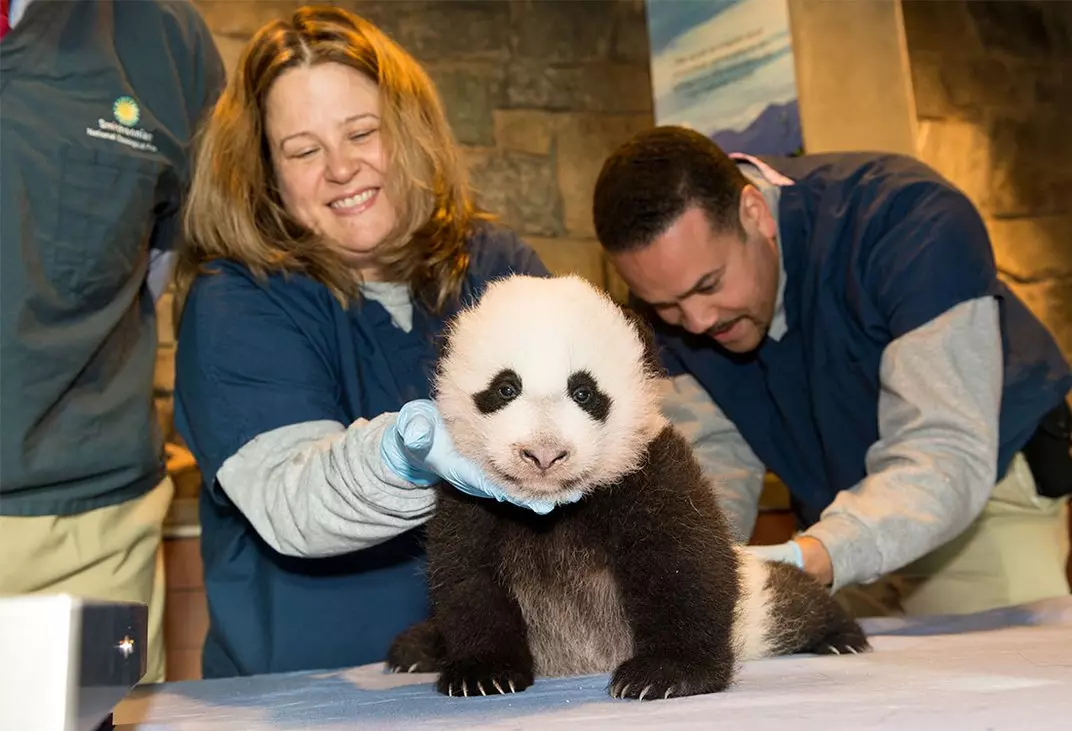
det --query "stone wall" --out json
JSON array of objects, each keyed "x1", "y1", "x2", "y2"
[
  {"x1": 902, "y1": 0, "x2": 1072, "y2": 372},
  {"x1": 157, "y1": 0, "x2": 1072, "y2": 457},
  {"x1": 154, "y1": 0, "x2": 655, "y2": 451}
]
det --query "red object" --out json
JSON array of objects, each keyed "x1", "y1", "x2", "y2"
[{"x1": 1, "y1": 0, "x2": 10, "y2": 41}]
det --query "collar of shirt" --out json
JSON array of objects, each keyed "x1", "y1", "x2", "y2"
[{"x1": 7, "y1": 0, "x2": 29, "y2": 27}]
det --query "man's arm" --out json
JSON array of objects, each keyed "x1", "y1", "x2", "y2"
[
  {"x1": 659, "y1": 373, "x2": 768, "y2": 543},
  {"x1": 802, "y1": 295, "x2": 1002, "y2": 591}
]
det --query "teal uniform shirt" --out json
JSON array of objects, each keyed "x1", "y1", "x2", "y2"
[{"x1": 0, "y1": 0, "x2": 225, "y2": 515}]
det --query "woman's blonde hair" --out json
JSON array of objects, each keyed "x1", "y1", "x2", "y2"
[{"x1": 174, "y1": 5, "x2": 488, "y2": 322}]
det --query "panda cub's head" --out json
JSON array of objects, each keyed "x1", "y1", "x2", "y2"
[{"x1": 434, "y1": 274, "x2": 669, "y2": 507}]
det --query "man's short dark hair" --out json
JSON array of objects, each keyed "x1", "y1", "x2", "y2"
[{"x1": 592, "y1": 125, "x2": 750, "y2": 254}]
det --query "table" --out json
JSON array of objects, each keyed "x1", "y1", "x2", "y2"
[{"x1": 116, "y1": 595, "x2": 1072, "y2": 730}]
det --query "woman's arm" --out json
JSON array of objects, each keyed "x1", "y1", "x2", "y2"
[
  {"x1": 216, "y1": 414, "x2": 435, "y2": 558},
  {"x1": 174, "y1": 265, "x2": 435, "y2": 558}
]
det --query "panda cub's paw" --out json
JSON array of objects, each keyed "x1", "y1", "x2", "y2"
[
  {"x1": 813, "y1": 626, "x2": 871, "y2": 657},
  {"x1": 386, "y1": 620, "x2": 442, "y2": 674},
  {"x1": 436, "y1": 660, "x2": 535, "y2": 698},
  {"x1": 609, "y1": 655, "x2": 733, "y2": 701}
]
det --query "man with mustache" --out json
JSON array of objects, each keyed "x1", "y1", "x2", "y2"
[{"x1": 593, "y1": 126, "x2": 1072, "y2": 617}]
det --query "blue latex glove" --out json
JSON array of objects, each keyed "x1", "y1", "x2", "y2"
[
  {"x1": 380, "y1": 399, "x2": 564, "y2": 515},
  {"x1": 744, "y1": 540, "x2": 804, "y2": 569}
]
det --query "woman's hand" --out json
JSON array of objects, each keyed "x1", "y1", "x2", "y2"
[{"x1": 380, "y1": 399, "x2": 576, "y2": 515}]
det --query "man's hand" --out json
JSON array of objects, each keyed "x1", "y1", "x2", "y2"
[
  {"x1": 744, "y1": 540, "x2": 803, "y2": 568},
  {"x1": 796, "y1": 536, "x2": 833, "y2": 587},
  {"x1": 745, "y1": 537, "x2": 834, "y2": 586}
]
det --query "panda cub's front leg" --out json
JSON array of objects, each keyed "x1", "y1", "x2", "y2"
[
  {"x1": 608, "y1": 551, "x2": 739, "y2": 699},
  {"x1": 604, "y1": 497, "x2": 741, "y2": 700},
  {"x1": 425, "y1": 496, "x2": 536, "y2": 697},
  {"x1": 433, "y1": 579, "x2": 535, "y2": 697}
]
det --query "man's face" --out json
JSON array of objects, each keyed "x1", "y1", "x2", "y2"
[{"x1": 609, "y1": 188, "x2": 781, "y2": 354}]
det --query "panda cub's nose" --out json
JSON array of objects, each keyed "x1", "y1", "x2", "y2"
[{"x1": 520, "y1": 445, "x2": 570, "y2": 471}]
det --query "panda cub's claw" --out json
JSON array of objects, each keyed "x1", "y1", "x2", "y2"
[
  {"x1": 436, "y1": 661, "x2": 534, "y2": 698},
  {"x1": 610, "y1": 655, "x2": 732, "y2": 701},
  {"x1": 814, "y1": 635, "x2": 871, "y2": 657},
  {"x1": 811, "y1": 624, "x2": 871, "y2": 657}
]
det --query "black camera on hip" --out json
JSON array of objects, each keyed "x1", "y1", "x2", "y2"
[{"x1": 1023, "y1": 397, "x2": 1072, "y2": 499}]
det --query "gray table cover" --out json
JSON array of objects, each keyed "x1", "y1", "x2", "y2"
[{"x1": 116, "y1": 595, "x2": 1072, "y2": 730}]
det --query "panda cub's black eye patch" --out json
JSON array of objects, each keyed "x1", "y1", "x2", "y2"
[
  {"x1": 567, "y1": 370, "x2": 610, "y2": 422},
  {"x1": 474, "y1": 369, "x2": 522, "y2": 414}
]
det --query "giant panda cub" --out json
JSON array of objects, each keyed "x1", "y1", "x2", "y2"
[{"x1": 387, "y1": 274, "x2": 869, "y2": 701}]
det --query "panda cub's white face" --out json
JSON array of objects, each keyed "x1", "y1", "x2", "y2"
[{"x1": 434, "y1": 274, "x2": 669, "y2": 506}]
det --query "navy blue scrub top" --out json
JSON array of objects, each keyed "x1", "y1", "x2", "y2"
[
  {"x1": 647, "y1": 152, "x2": 1072, "y2": 529},
  {"x1": 174, "y1": 223, "x2": 549, "y2": 678}
]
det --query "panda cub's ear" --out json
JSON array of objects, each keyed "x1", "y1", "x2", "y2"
[
  {"x1": 432, "y1": 318, "x2": 455, "y2": 363},
  {"x1": 430, "y1": 308, "x2": 466, "y2": 399},
  {"x1": 613, "y1": 302, "x2": 667, "y2": 379}
]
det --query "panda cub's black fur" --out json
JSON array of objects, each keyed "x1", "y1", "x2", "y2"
[{"x1": 387, "y1": 275, "x2": 869, "y2": 701}]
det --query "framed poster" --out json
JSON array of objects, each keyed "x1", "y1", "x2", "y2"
[{"x1": 646, "y1": 0, "x2": 803, "y2": 156}]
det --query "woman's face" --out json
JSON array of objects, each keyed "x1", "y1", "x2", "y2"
[{"x1": 265, "y1": 61, "x2": 396, "y2": 276}]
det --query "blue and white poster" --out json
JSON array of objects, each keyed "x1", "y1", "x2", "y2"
[{"x1": 646, "y1": 0, "x2": 803, "y2": 156}]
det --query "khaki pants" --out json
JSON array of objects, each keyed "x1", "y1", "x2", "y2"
[
  {"x1": 0, "y1": 476, "x2": 173, "y2": 684},
  {"x1": 836, "y1": 453, "x2": 1071, "y2": 618}
]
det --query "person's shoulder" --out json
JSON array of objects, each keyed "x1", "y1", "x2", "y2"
[
  {"x1": 186, "y1": 260, "x2": 331, "y2": 316},
  {"x1": 188, "y1": 258, "x2": 260, "y2": 292},
  {"x1": 121, "y1": 1, "x2": 225, "y2": 108},
  {"x1": 463, "y1": 219, "x2": 550, "y2": 279},
  {"x1": 180, "y1": 260, "x2": 342, "y2": 358},
  {"x1": 464, "y1": 219, "x2": 529, "y2": 260},
  {"x1": 765, "y1": 151, "x2": 955, "y2": 195},
  {"x1": 116, "y1": 0, "x2": 215, "y2": 50},
  {"x1": 183, "y1": 260, "x2": 264, "y2": 320},
  {"x1": 140, "y1": 0, "x2": 215, "y2": 40}
]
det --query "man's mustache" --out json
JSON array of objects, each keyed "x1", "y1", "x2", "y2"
[{"x1": 706, "y1": 316, "x2": 744, "y2": 337}]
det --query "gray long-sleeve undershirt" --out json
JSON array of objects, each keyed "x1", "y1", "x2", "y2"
[
  {"x1": 662, "y1": 295, "x2": 1003, "y2": 593},
  {"x1": 214, "y1": 283, "x2": 433, "y2": 559},
  {"x1": 215, "y1": 413, "x2": 437, "y2": 557}
]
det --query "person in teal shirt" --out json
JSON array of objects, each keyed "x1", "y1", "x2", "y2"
[{"x1": 0, "y1": 0, "x2": 225, "y2": 683}]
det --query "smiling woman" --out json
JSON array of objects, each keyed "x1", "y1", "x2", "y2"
[
  {"x1": 169, "y1": 5, "x2": 552, "y2": 680},
  {"x1": 175, "y1": 5, "x2": 480, "y2": 314}
]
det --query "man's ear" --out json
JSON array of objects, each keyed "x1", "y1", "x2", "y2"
[{"x1": 739, "y1": 185, "x2": 777, "y2": 240}]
